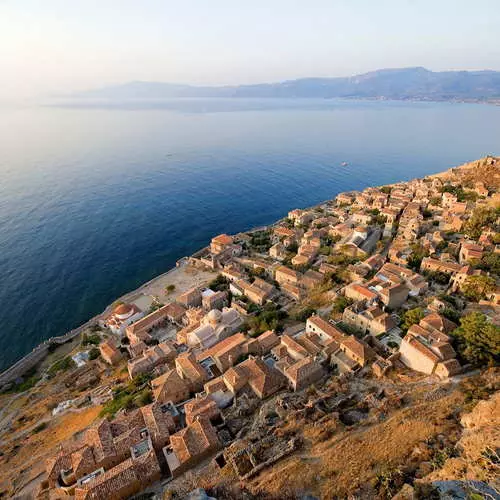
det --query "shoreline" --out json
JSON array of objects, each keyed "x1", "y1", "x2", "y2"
[
  {"x1": 0, "y1": 257, "x2": 195, "y2": 387},
  {"x1": 0, "y1": 154, "x2": 480, "y2": 386},
  {"x1": 0, "y1": 223, "x2": 273, "y2": 387}
]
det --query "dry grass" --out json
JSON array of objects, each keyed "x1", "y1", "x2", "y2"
[
  {"x1": 248, "y1": 389, "x2": 465, "y2": 499},
  {"x1": 0, "y1": 405, "x2": 101, "y2": 495}
]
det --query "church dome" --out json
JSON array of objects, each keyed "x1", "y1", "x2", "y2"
[
  {"x1": 207, "y1": 309, "x2": 222, "y2": 324},
  {"x1": 113, "y1": 303, "x2": 133, "y2": 318}
]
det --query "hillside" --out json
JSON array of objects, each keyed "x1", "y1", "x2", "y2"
[
  {"x1": 72, "y1": 67, "x2": 500, "y2": 102},
  {"x1": 1, "y1": 157, "x2": 498, "y2": 500}
]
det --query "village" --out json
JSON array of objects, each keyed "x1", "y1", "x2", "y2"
[{"x1": 1, "y1": 157, "x2": 499, "y2": 500}]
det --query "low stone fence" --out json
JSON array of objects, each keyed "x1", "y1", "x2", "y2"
[{"x1": 0, "y1": 311, "x2": 104, "y2": 389}]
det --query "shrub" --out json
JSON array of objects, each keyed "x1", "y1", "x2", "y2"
[
  {"x1": 478, "y1": 252, "x2": 500, "y2": 276},
  {"x1": 442, "y1": 307, "x2": 460, "y2": 324},
  {"x1": 248, "y1": 230, "x2": 272, "y2": 251},
  {"x1": 32, "y1": 422, "x2": 48, "y2": 434},
  {"x1": 464, "y1": 206, "x2": 499, "y2": 239},
  {"x1": 407, "y1": 243, "x2": 429, "y2": 271},
  {"x1": 246, "y1": 303, "x2": 287, "y2": 335},
  {"x1": 81, "y1": 332, "x2": 100, "y2": 346},
  {"x1": 47, "y1": 356, "x2": 75, "y2": 378},
  {"x1": 1, "y1": 371, "x2": 40, "y2": 394},
  {"x1": 208, "y1": 274, "x2": 230, "y2": 292},
  {"x1": 100, "y1": 374, "x2": 153, "y2": 417},
  {"x1": 88, "y1": 347, "x2": 100, "y2": 360},
  {"x1": 424, "y1": 270, "x2": 450, "y2": 285}
]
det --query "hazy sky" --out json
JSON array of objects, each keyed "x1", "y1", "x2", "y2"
[{"x1": 1, "y1": 0, "x2": 499, "y2": 101}]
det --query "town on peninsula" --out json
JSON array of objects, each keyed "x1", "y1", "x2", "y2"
[{"x1": 0, "y1": 157, "x2": 499, "y2": 500}]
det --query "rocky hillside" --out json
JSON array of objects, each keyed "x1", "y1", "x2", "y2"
[
  {"x1": 430, "y1": 156, "x2": 500, "y2": 191},
  {"x1": 166, "y1": 369, "x2": 499, "y2": 499}
]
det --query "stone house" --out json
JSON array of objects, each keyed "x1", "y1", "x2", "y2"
[
  {"x1": 399, "y1": 314, "x2": 460, "y2": 379},
  {"x1": 306, "y1": 315, "x2": 345, "y2": 343},
  {"x1": 459, "y1": 242, "x2": 484, "y2": 264},
  {"x1": 342, "y1": 302, "x2": 396, "y2": 336},
  {"x1": 177, "y1": 287, "x2": 202, "y2": 308},
  {"x1": 164, "y1": 416, "x2": 220, "y2": 478},
  {"x1": 151, "y1": 369, "x2": 191, "y2": 404},
  {"x1": 175, "y1": 352, "x2": 210, "y2": 392},
  {"x1": 275, "y1": 265, "x2": 301, "y2": 286},
  {"x1": 127, "y1": 341, "x2": 177, "y2": 379},
  {"x1": 99, "y1": 340, "x2": 122, "y2": 366},
  {"x1": 222, "y1": 356, "x2": 285, "y2": 399}
]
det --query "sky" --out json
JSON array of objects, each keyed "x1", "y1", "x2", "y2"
[{"x1": 1, "y1": 0, "x2": 499, "y2": 101}]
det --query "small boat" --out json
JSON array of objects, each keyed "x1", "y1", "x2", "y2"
[{"x1": 341, "y1": 161, "x2": 349, "y2": 167}]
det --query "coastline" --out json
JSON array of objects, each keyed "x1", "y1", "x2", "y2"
[
  {"x1": 0, "y1": 224, "x2": 272, "y2": 387},
  {"x1": 0, "y1": 256, "x2": 197, "y2": 386},
  {"x1": 0, "y1": 154, "x2": 487, "y2": 386}
]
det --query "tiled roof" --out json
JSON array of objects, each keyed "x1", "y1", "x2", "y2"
[
  {"x1": 256, "y1": 330, "x2": 280, "y2": 351},
  {"x1": 404, "y1": 334, "x2": 440, "y2": 363},
  {"x1": 197, "y1": 333, "x2": 247, "y2": 361},
  {"x1": 307, "y1": 316, "x2": 345, "y2": 341},
  {"x1": 212, "y1": 234, "x2": 233, "y2": 245},
  {"x1": 152, "y1": 369, "x2": 189, "y2": 402},
  {"x1": 184, "y1": 395, "x2": 219, "y2": 425},
  {"x1": 341, "y1": 336, "x2": 375, "y2": 363},
  {"x1": 175, "y1": 352, "x2": 209, "y2": 383},
  {"x1": 169, "y1": 416, "x2": 219, "y2": 465},
  {"x1": 348, "y1": 284, "x2": 378, "y2": 300},
  {"x1": 276, "y1": 266, "x2": 299, "y2": 278},
  {"x1": 420, "y1": 313, "x2": 457, "y2": 334}
]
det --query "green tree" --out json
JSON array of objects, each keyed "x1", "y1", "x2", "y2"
[
  {"x1": 461, "y1": 275, "x2": 495, "y2": 302},
  {"x1": 293, "y1": 307, "x2": 316, "y2": 322},
  {"x1": 371, "y1": 214, "x2": 387, "y2": 226},
  {"x1": 81, "y1": 332, "x2": 100, "y2": 346},
  {"x1": 478, "y1": 252, "x2": 500, "y2": 276},
  {"x1": 47, "y1": 356, "x2": 75, "y2": 378},
  {"x1": 408, "y1": 243, "x2": 429, "y2": 271},
  {"x1": 401, "y1": 307, "x2": 424, "y2": 332},
  {"x1": 464, "y1": 207, "x2": 499, "y2": 239},
  {"x1": 452, "y1": 312, "x2": 500, "y2": 365},
  {"x1": 332, "y1": 296, "x2": 353, "y2": 314},
  {"x1": 424, "y1": 270, "x2": 450, "y2": 285}
]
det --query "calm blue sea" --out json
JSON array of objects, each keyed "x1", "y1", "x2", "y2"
[{"x1": 0, "y1": 98, "x2": 499, "y2": 371}]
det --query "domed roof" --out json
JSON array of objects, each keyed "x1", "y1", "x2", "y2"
[
  {"x1": 113, "y1": 303, "x2": 133, "y2": 316},
  {"x1": 207, "y1": 309, "x2": 222, "y2": 323}
]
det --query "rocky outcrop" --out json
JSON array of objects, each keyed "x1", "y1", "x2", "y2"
[{"x1": 422, "y1": 392, "x2": 500, "y2": 491}]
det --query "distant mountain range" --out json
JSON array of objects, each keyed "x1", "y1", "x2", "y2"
[{"x1": 73, "y1": 67, "x2": 500, "y2": 102}]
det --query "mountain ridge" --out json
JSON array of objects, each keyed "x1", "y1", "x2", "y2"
[{"x1": 72, "y1": 67, "x2": 500, "y2": 102}]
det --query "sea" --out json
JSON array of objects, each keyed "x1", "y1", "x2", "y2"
[{"x1": 1, "y1": 98, "x2": 499, "y2": 372}]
